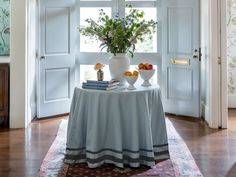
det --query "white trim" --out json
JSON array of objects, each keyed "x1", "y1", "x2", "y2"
[
  {"x1": 207, "y1": 0, "x2": 228, "y2": 129},
  {"x1": 27, "y1": 0, "x2": 37, "y2": 124},
  {"x1": 79, "y1": 1, "x2": 112, "y2": 7},
  {"x1": 201, "y1": 101, "x2": 210, "y2": 125},
  {"x1": 208, "y1": 0, "x2": 220, "y2": 128},
  {"x1": 0, "y1": 56, "x2": 10, "y2": 63},
  {"x1": 219, "y1": 0, "x2": 228, "y2": 128},
  {"x1": 125, "y1": 1, "x2": 157, "y2": 8},
  {"x1": 10, "y1": 0, "x2": 28, "y2": 128}
]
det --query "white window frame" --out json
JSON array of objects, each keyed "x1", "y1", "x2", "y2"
[{"x1": 78, "y1": 0, "x2": 161, "y2": 82}]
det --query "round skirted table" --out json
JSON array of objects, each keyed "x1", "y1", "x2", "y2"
[{"x1": 65, "y1": 85, "x2": 169, "y2": 168}]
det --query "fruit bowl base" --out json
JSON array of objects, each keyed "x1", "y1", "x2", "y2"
[
  {"x1": 142, "y1": 80, "x2": 152, "y2": 87},
  {"x1": 127, "y1": 84, "x2": 136, "y2": 90}
]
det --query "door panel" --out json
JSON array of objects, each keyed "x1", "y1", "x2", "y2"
[
  {"x1": 162, "y1": 0, "x2": 200, "y2": 118},
  {"x1": 45, "y1": 7, "x2": 70, "y2": 54},
  {"x1": 168, "y1": 7, "x2": 193, "y2": 54},
  {"x1": 45, "y1": 68, "x2": 70, "y2": 102},
  {"x1": 167, "y1": 67, "x2": 193, "y2": 100},
  {"x1": 38, "y1": 0, "x2": 76, "y2": 118}
]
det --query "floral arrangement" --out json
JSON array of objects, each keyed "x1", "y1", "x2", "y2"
[{"x1": 79, "y1": 5, "x2": 157, "y2": 57}]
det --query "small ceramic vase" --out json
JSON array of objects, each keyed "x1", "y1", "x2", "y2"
[{"x1": 97, "y1": 69, "x2": 104, "y2": 81}]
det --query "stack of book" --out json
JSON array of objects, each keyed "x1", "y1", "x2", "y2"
[{"x1": 82, "y1": 80, "x2": 120, "y2": 90}]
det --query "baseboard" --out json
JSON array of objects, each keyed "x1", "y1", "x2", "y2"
[
  {"x1": 228, "y1": 95, "x2": 236, "y2": 108},
  {"x1": 30, "y1": 102, "x2": 36, "y2": 120},
  {"x1": 201, "y1": 101, "x2": 210, "y2": 125}
]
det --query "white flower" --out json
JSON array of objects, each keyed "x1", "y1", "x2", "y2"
[
  {"x1": 108, "y1": 31, "x2": 113, "y2": 38},
  {"x1": 99, "y1": 37, "x2": 106, "y2": 43}
]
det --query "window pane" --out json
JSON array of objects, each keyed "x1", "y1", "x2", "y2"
[
  {"x1": 80, "y1": 8, "x2": 111, "y2": 52},
  {"x1": 126, "y1": 0, "x2": 156, "y2": 1},
  {"x1": 80, "y1": 0, "x2": 111, "y2": 1},
  {"x1": 81, "y1": 0, "x2": 111, "y2": 1},
  {"x1": 125, "y1": 8, "x2": 157, "y2": 53},
  {"x1": 80, "y1": 65, "x2": 158, "y2": 85}
]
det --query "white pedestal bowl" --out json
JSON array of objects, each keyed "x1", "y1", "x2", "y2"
[
  {"x1": 125, "y1": 76, "x2": 138, "y2": 90},
  {"x1": 139, "y1": 69, "x2": 155, "y2": 87}
]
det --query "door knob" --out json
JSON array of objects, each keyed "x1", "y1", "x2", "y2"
[{"x1": 40, "y1": 56, "x2": 46, "y2": 60}]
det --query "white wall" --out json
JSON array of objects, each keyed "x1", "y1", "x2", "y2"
[
  {"x1": 10, "y1": 0, "x2": 37, "y2": 128},
  {"x1": 227, "y1": 0, "x2": 236, "y2": 108},
  {"x1": 10, "y1": 0, "x2": 27, "y2": 128},
  {"x1": 8, "y1": 0, "x2": 37, "y2": 128}
]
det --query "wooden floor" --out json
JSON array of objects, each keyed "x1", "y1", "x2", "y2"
[{"x1": 0, "y1": 111, "x2": 236, "y2": 177}]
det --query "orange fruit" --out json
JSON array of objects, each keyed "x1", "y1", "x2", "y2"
[
  {"x1": 138, "y1": 63, "x2": 145, "y2": 70},
  {"x1": 133, "y1": 71, "x2": 139, "y2": 76},
  {"x1": 124, "y1": 71, "x2": 133, "y2": 76}
]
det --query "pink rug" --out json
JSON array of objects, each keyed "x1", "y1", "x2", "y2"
[{"x1": 37, "y1": 119, "x2": 203, "y2": 177}]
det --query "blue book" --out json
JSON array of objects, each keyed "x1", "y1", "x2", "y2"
[
  {"x1": 87, "y1": 79, "x2": 119, "y2": 85},
  {"x1": 82, "y1": 83, "x2": 107, "y2": 88},
  {"x1": 82, "y1": 84, "x2": 118, "y2": 90},
  {"x1": 82, "y1": 82, "x2": 119, "y2": 87}
]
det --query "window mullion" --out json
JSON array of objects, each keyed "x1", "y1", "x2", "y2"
[
  {"x1": 118, "y1": 0, "x2": 126, "y2": 18},
  {"x1": 112, "y1": 0, "x2": 126, "y2": 18},
  {"x1": 125, "y1": 1, "x2": 156, "y2": 8},
  {"x1": 112, "y1": 0, "x2": 118, "y2": 18}
]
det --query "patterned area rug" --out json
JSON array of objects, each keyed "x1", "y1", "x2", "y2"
[
  {"x1": 59, "y1": 160, "x2": 175, "y2": 177},
  {"x1": 37, "y1": 119, "x2": 203, "y2": 177}
]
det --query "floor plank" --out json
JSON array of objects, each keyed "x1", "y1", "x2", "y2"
[
  {"x1": 0, "y1": 112, "x2": 236, "y2": 177},
  {"x1": 0, "y1": 117, "x2": 65, "y2": 177}
]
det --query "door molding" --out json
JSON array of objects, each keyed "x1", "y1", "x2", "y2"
[
  {"x1": 219, "y1": 0, "x2": 228, "y2": 129},
  {"x1": 207, "y1": 0, "x2": 228, "y2": 129}
]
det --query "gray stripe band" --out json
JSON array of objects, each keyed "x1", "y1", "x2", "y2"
[
  {"x1": 66, "y1": 144, "x2": 169, "y2": 153},
  {"x1": 65, "y1": 154, "x2": 156, "y2": 164}
]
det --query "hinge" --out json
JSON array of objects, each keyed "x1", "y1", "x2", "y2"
[
  {"x1": 199, "y1": 47, "x2": 202, "y2": 62},
  {"x1": 218, "y1": 57, "x2": 221, "y2": 65},
  {"x1": 36, "y1": 50, "x2": 39, "y2": 58}
]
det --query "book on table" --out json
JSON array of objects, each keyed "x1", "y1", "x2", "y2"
[
  {"x1": 82, "y1": 79, "x2": 120, "y2": 90},
  {"x1": 82, "y1": 84, "x2": 119, "y2": 90},
  {"x1": 86, "y1": 79, "x2": 119, "y2": 85}
]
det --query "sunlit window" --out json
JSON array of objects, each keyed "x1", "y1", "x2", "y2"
[
  {"x1": 78, "y1": 0, "x2": 160, "y2": 83},
  {"x1": 80, "y1": 0, "x2": 112, "y2": 2},
  {"x1": 80, "y1": 8, "x2": 111, "y2": 52},
  {"x1": 126, "y1": 0, "x2": 156, "y2": 1},
  {"x1": 80, "y1": 65, "x2": 158, "y2": 85},
  {"x1": 125, "y1": 8, "x2": 157, "y2": 53}
]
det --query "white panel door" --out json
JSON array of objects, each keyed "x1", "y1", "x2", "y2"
[
  {"x1": 37, "y1": 0, "x2": 76, "y2": 118},
  {"x1": 162, "y1": 0, "x2": 200, "y2": 117}
]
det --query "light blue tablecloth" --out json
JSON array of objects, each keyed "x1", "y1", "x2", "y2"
[{"x1": 65, "y1": 85, "x2": 169, "y2": 168}]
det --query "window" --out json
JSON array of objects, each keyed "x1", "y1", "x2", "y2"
[
  {"x1": 125, "y1": 7, "x2": 157, "y2": 53},
  {"x1": 80, "y1": 8, "x2": 111, "y2": 52},
  {"x1": 80, "y1": 65, "x2": 158, "y2": 85},
  {"x1": 78, "y1": 0, "x2": 160, "y2": 83}
]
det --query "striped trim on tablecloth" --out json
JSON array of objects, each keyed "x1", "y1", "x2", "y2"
[{"x1": 64, "y1": 144, "x2": 169, "y2": 168}]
